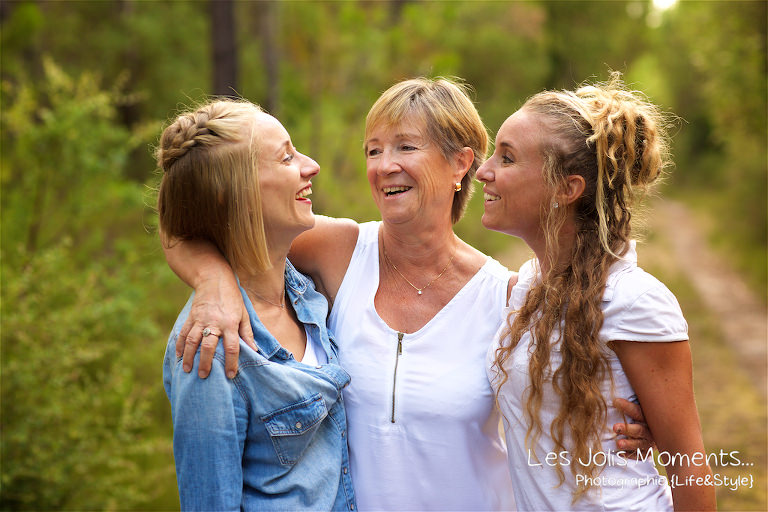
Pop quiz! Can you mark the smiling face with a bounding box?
[365,117,462,227]
[253,112,320,245]
[476,108,551,246]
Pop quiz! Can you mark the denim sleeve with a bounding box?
[168,354,247,512]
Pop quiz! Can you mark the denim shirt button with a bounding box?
[350,505,354,510]
[295,421,302,429]
[315,365,322,369]
[343,467,348,474]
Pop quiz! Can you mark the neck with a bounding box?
[380,216,457,268]
[532,223,577,276]
[236,245,289,303]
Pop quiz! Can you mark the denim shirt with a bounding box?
[163,260,356,511]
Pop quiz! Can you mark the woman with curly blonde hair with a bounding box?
[480,75,716,510]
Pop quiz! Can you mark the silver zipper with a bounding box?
[391,332,404,423]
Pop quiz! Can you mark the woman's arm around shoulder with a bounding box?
[164,238,255,379]
[289,215,359,305]
[612,339,716,511]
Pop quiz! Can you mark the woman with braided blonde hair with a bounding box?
[479,74,715,510]
[157,99,356,510]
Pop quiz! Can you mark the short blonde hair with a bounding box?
[365,77,489,223]
[156,99,271,276]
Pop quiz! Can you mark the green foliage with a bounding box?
[1,60,177,509]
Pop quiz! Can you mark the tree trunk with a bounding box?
[210,0,238,97]
[256,0,280,115]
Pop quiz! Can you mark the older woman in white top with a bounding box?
[165,78,650,510]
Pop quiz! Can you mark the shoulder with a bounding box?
[289,216,360,301]
[315,215,360,247]
[602,265,688,342]
[291,216,359,260]
[606,264,678,309]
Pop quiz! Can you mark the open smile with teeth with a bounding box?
[484,192,501,202]
[296,185,312,199]
[383,186,412,196]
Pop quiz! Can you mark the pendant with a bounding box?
[417,290,423,295]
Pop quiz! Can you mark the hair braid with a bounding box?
[157,99,272,277]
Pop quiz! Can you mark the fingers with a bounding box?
[178,325,227,379]
[613,421,656,456]
[613,397,645,422]
[239,306,257,353]
[197,329,220,379]
[222,327,241,380]
[177,316,195,358]
[181,325,204,373]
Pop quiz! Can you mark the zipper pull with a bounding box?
[391,332,404,423]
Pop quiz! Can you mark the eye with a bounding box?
[367,148,382,157]
[400,144,417,151]
[282,152,295,163]
[502,155,514,164]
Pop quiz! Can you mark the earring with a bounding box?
[553,202,559,209]
[454,182,462,192]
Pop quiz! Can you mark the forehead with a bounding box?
[252,112,289,150]
[496,109,543,147]
[366,115,427,140]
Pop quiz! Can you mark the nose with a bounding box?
[376,149,401,176]
[476,160,494,183]
[299,152,320,179]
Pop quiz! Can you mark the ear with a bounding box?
[561,174,586,205]
[453,147,475,182]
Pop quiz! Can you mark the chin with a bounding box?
[300,214,316,231]
[481,214,498,231]
[481,215,512,236]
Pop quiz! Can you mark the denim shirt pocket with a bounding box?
[261,393,328,466]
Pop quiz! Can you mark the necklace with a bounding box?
[381,238,456,296]
[246,288,286,309]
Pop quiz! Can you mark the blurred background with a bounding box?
[1,0,765,510]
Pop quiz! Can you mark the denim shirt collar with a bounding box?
[238,259,328,360]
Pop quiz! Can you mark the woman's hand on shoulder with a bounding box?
[177,272,257,379]
[289,216,359,303]
[165,237,256,379]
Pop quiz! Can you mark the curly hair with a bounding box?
[492,73,671,501]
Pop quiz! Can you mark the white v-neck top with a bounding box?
[329,221,516,510]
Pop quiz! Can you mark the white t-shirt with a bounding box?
[300,325,328,367]
[487,241,683,511]
[329,221,516,511]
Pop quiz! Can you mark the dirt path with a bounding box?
[650,198,767,395]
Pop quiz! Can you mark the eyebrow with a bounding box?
[274,140,291,157]
[498,141,515,152]
[365,132,423,144]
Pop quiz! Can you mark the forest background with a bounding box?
[1,0,766,510]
